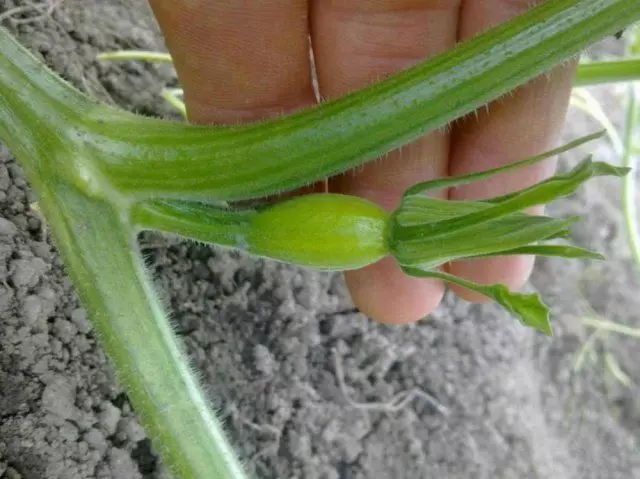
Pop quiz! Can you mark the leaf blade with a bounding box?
[403,268,552,335]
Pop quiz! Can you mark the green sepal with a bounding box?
[403,268,552,335]
[474,244,605,260]
[396,157,629,242]
[390,135,629,271]
[482,160,630,205]
[402,132,604,197]
[390,134,625,334]
[394,211,579,269]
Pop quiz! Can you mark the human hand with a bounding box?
[149,0,577,325]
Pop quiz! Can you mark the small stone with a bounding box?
[0,164,10,190]
[27,217,41,232]
[32,357,49,375]
[254,344,277,376]
[70,308,91,334]
[77,441,89,456]
[38,286,56,301]
[0,288,15,313]
[287,431,311,460]
[7,163,23,180]
[30,242,51,259]
[340,436,363,463]
[0,243,11,261]
[4,466,21,479]
[52,318,77,344]
[98,402,121,436]
[119,417,146,443]
[41,376,77,420]
[192,262,210,280]
[75,410,98,432]
[7,185,25,203]
[11,257,48,288]
[22,295,45,326]
[10,202,24,214]
[74,335,92,353]
[59,421,80,442]
[108,448,140,479]
[0,217,17,237]
[13,177,27,188]
[50,338,63,359]
[83,428,108,457]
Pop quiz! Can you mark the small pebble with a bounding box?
[4,466,21,479]
[0,217,17,237]
[0,164,10,190]
[254,344,277,376]
[38,286,56,301]
[59,421,80,442]
[7,185,25,202]
[83,428,108,457]
[98,402,121,436]
[7,163,23,180]
[70,308,92,334]
[41,376,77,420]
[52,318,77,344]
[22,295,45,326]
[11,257,48,288]
[0,288,15,313]
[119,417,146,443]
[31,242,51,259]
[27,216,41,232]
[108,448,139,479]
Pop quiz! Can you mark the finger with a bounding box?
[446,0,577,303]
[148,0,315,124]
[310,1,462,324]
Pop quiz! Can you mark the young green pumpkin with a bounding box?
[248,194,390,270]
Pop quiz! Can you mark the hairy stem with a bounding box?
[131,199,256,249]
[35,185,247,478]
[622,84,640,268]
[576,58,640,86]
[0,26,247,479]
[90,0,640,201]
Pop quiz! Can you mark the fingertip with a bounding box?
[344,256,446,325]
[446,255,535,303]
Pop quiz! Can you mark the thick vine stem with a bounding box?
[622,84,640,268]
[39,186,247,479]
[2,1,640,204]
[0,28,248,479]
[89,0,640,201]
[576,59,640,86]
